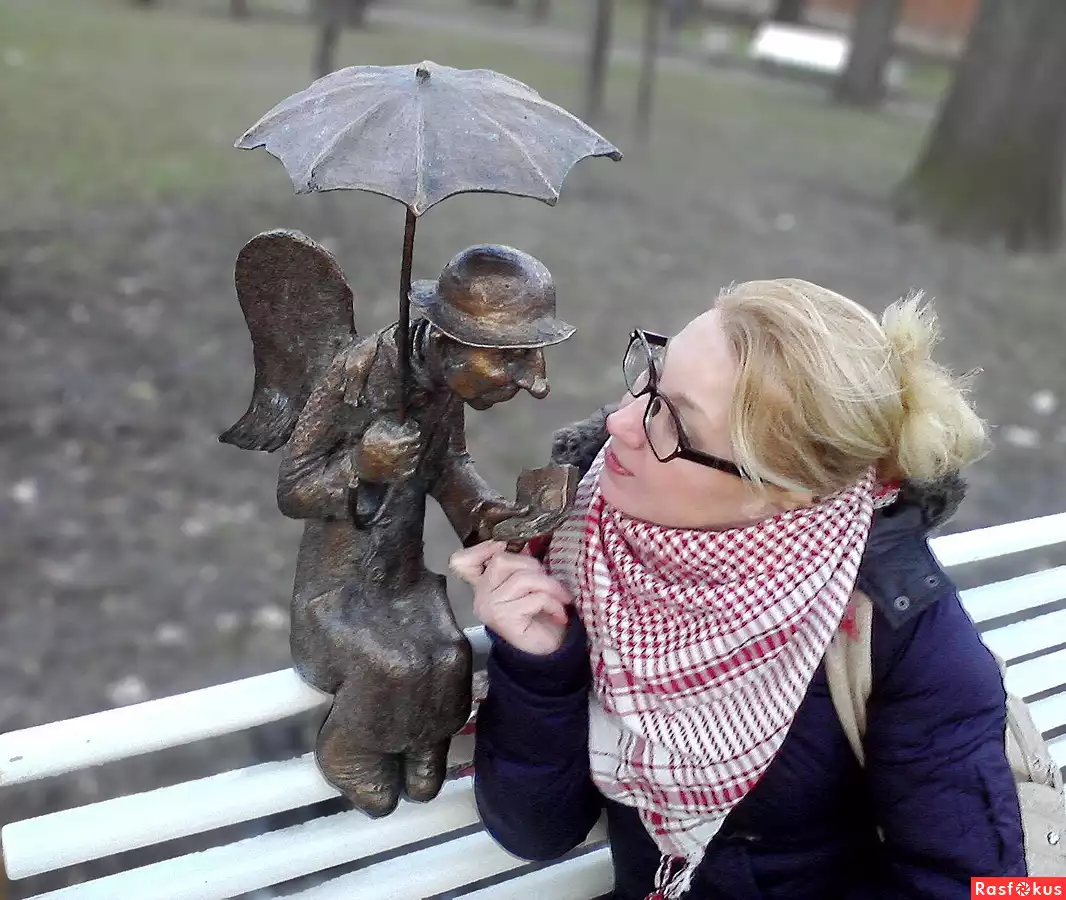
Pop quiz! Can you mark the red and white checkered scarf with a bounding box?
[546,448,891,899]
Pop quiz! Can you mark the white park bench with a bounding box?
[3,512,1066,899]
[747,21,906,88]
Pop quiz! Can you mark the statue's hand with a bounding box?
[355,416,423,483]
[291,577,472,817]
[474,498,531,543]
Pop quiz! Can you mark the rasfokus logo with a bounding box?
[972,879,1066,897]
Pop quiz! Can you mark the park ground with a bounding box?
[2,0,1066,892]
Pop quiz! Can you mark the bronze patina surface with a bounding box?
[222,234,573,815]
[225,61,619,816]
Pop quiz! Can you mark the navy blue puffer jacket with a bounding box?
[472,414,1025,899]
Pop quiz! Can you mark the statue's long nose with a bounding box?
[526,376,550,399]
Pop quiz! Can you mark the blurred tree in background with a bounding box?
[771,0,808,24]
[833,0,904,107]
[585,0,615,123]
[530,0,551,22]
[895,0,1066,252]
[636,0,663,142]
[314,0,376,76]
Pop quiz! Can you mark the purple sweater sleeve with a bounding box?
[473,612,604,860]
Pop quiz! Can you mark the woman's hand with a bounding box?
[450,541,573,656]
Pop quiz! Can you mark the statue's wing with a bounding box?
[220,230,355,452]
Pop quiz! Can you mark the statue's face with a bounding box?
[439,339,549,410]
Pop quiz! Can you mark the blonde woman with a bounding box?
[451,280,1024,899]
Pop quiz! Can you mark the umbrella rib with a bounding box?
[303,95,397,187]
[414,98,426,212]
[507,93,622,160]
[239,79,380,144]
[462,98,556,199]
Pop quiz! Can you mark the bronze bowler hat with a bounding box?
[409,245,575,349]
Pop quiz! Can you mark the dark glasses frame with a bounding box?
[625,329,747,480]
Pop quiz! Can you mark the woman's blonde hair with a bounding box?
[715,278,989,497]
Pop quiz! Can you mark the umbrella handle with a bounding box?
[397,207,417,423]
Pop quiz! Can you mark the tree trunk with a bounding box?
[894,0,1066,252]
[230,0,250,17]
[530,0,550,23]
[635,0,663,143]
[833,0,904,107]
[314,0,344,78]
[770,0,807,24]
[343,0,370,27]
[666,0,694,32]
[585,0,614,124]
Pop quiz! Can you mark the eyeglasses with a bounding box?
[623,329,747,479]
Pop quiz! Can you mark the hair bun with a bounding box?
[880,293,987,481]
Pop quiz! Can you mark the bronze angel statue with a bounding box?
[220,230,574,816]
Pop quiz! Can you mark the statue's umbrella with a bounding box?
[236,60,621,416]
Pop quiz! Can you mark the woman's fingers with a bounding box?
[473,578,571,630]
[491,592,570,632]
[524,595,570,627]
[454,546,573,654]
[477,570,572,612]
[481,549,548,591]
[449,541,506,584]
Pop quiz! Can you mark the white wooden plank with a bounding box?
[960,566,1066,626]
[282,830,520,900]
[4,733,481,881]
[20,779,479,900]
[0,670,326,788]
[0,627,489,787]
[284,822,608,900]
[749,23,849,74]
[3,754,333,879]
[980,607,1066,664]
[1029,691,1066,736]
[459,848,613,900]
[1005,647,1066,699]
[930,513,1066,567]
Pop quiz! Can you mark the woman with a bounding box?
[451,279,1025,899]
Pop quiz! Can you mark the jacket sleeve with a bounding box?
[853,592,1026,898]
[473,612,604,861]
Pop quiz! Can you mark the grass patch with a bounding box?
[2,0,932,221]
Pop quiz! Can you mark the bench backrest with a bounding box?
[748,22,906,87]
[3,513,1066,899]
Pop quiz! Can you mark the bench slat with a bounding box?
[929,513,1066,567]
[4,735,476,881]
[1030,691,1066,737]
[979,607,1066,664]
[960,566,1066,626]
[284,825,608,900]
[3,753,334,879]
[283,830,522,899]
[20,780,479,900]
[0,628,489,788]
[460,848,613,900]
[749,23,849,73]
[1005,647,1066,700]
[0,669,327,789]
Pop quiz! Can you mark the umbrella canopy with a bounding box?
[235,61,622,215]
